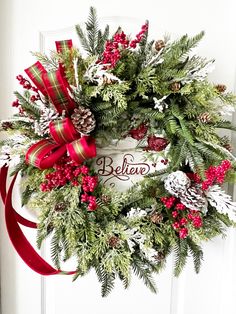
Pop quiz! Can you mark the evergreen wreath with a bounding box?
[1,7,236,296]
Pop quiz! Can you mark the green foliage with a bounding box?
[132,255,157,293]
[173,239,189,276]
[14,91,41,119]
[75,7,109,56]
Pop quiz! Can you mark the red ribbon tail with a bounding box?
[0,166,37,228]
[5,173,60,275]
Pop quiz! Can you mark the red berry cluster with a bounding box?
[102,40,121,68]
[80,175,98,210]
[13,75,41,104]
[161,197,203,239]
[101,23,148,68]
[101,31,129,68]
[130,23,149,48]
[161,159,168,165]
[40,157,98,211]
[129,123,148,140]
[201,159,232,190]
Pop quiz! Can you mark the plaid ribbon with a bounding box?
[24,40,76,114]
[25,61,48,96]
[42,70,75,114]
[25,118,96,169]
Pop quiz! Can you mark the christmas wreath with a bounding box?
[1,7,236,296]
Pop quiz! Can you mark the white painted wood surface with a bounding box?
[1,0,236,313]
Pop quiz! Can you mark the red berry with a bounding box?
[172,222,180,230]
[180,218,188,226]
[172,210,178,218]
[179,228,188,239]
[176,203,186,210]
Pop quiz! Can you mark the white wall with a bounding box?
[1,1,236,314]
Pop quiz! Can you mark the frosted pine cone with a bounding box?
[164,171,207,212]
[34,107,59,136]
[180,186,208,212]
[71,106,96,134]
[198,112,211,123]
[164,171,191,196]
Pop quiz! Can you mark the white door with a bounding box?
[1,1,236,314]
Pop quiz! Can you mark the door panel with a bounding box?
[1,1,236,313]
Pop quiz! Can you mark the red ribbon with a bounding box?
[0,166,76,275]
[25,40,76,114]
[25,118,96,169]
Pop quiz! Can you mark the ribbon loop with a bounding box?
[42,70,76,114]
[49,118,78,144]
[67,137,97,164]
[26,119,96,169]
[25,40,76,114]
[25,139,66,169]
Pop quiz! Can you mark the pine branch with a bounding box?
[75,7,109,56]
[118,272,131,290]
[214,120,236,132]
[96,26,109,56]
[31,51,58,70]
[75,24,91,55]
[173,239,188,276]
[85,7,99,55]
[50,231,62,269]
[14,91,41,118]
[132,255,157,293]
[186,238,203,273]
[95,264,116,297]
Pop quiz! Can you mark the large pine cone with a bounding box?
[71,106,96,134]
[164,171,207,212]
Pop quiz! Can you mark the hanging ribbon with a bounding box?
[0,166,76,275]
[24,40,76,114]
[25,118,96,169]
[0,166,37,228]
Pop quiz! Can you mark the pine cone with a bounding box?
[1,121,13,130]
[150,212,163,224]
[164,171,207,211]
[215,84,227,93]
[155,40,165,51]
[101,194,111,204]
[102,75,114,85]
[155,251,165,261]
[221,136,233,152]
[71,106,96,134]
[170,82,181,92]
[54,202,66,212]
[34,107,59,136]
[198,112,211,123]
[179,186,207,211]
[108,236,120,248]
[224,143,233,153]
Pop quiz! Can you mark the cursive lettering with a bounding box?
[95,154,151,184]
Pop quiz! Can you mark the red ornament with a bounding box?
[146,135,168,151]
[129,123,148,140]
